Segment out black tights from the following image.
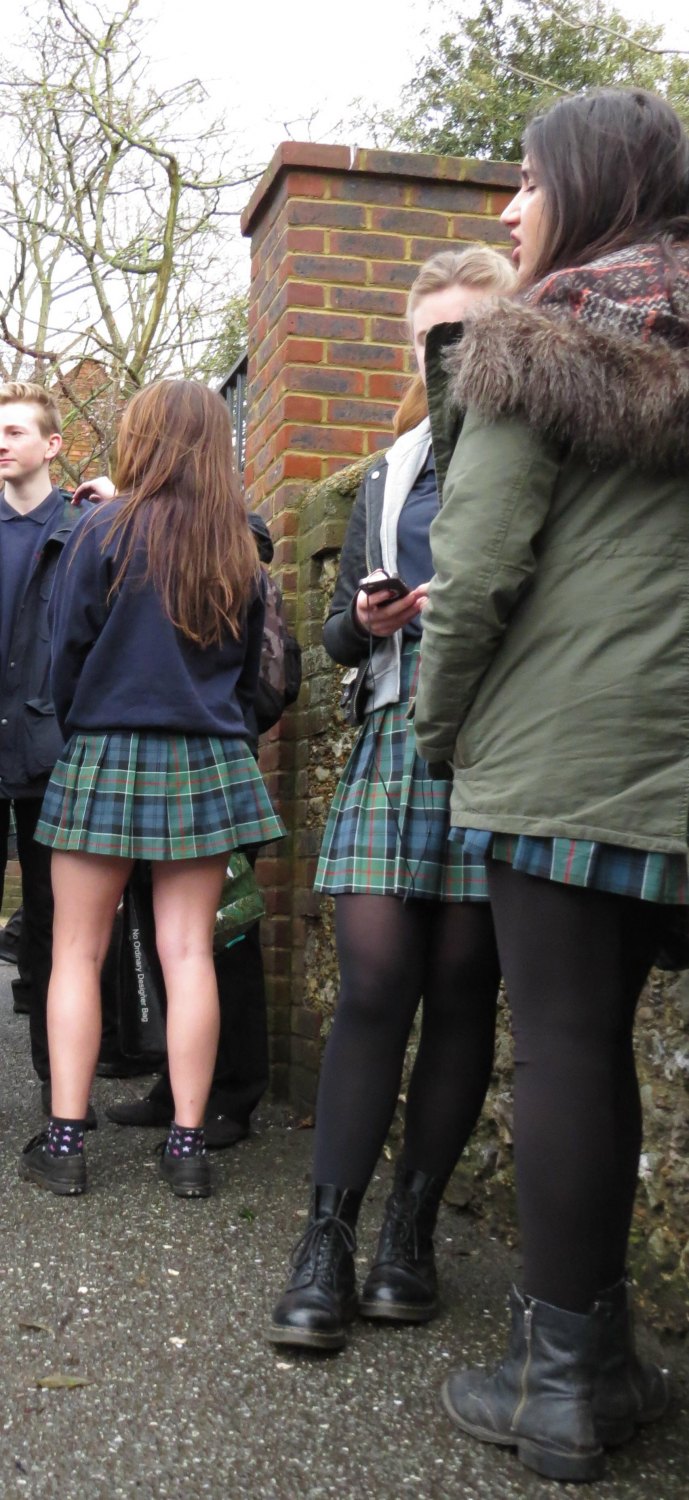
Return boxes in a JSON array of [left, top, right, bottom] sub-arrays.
[[486, 859, 665, 1313], [313, 894, 500, 1192]]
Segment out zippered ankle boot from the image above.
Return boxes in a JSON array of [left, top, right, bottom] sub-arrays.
[[593, 1275, 669, 1446], [360, 1162, 445, 1322], [442, 1286, 605, 1483], [268, 1185, 362, 1351]]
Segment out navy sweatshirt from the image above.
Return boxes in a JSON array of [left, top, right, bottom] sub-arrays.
[[396, 449, 439, 640], [49, 501, 265, 742]]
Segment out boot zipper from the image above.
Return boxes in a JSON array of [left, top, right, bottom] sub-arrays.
[[511, 1304, 533, 1431]]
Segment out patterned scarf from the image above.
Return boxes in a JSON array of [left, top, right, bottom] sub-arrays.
[[524, 240, 689, 349]]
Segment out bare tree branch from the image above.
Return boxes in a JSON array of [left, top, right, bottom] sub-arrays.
[[548, 5, 689, 58], [473, 39, 571, 95], [0, 0, 256, 477]]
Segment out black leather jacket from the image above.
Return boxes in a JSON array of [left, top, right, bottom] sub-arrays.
[[0, 492, 90, 797], [322, 461, 387, 667]]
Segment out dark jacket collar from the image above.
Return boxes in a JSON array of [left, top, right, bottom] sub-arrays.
[[45, 494, 93, 548], [425, 320, 466, 494], [0, 484, 63, 525]]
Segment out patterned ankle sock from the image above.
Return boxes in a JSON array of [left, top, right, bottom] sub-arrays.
[[47, 1117, 85, 1157], [165, 1122, 206, 1158]]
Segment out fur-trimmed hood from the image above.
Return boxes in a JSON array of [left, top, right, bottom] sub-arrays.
[[444, 242, 689, 474]]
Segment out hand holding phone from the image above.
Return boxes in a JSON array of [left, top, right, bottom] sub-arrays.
[[358, 569, 410, 602], [355, 573, 428, 639]]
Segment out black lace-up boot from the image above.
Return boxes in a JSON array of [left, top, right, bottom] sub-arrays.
[[593, 1275, 669, 1446], [442, 1286, 605, 1483], [268, 1185, 362, 1351], [360, 1162, 445, 1323]]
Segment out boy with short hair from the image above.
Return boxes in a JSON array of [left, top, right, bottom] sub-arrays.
[[0, 382, 91, 1113]]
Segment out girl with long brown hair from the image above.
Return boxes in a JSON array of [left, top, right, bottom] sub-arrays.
[[20, 379, 283, 1199], [416, 88, 686, 1480]]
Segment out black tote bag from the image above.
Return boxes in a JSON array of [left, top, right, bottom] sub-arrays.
[[118, 867, 167, 1060]]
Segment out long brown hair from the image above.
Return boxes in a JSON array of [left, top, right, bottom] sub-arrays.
[[102, 380, 258, 646], [523, 88, 689, 285], [394, 247, 517, 437]]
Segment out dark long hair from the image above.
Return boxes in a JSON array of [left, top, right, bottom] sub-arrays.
[[524, 88, 689, 284], [102, 380, 258, 647]]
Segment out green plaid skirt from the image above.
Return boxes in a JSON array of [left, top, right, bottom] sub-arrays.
[[315, 641, 488, 901], [454, 828, 689, 905], [36, 732, 285, 860]]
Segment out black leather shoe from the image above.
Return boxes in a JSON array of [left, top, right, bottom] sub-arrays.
[[360, 1162, 444, 1323], [106, 1096, 172, 1127], [204, 1114, 249, 1150], [41, 1084, 97, 1131], [0, 925, 21, 964], [96, 1054, 161, 1078], [11, 976, 32, 1014], [593, 1276, 669, 1446], [158, 1145, 211, 1199], [442, 1286, 605, 1483], [268, 1185, 362, 1351], [19, 1130, 87, 1196]]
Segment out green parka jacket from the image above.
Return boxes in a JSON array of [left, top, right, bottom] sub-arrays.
[[414, 249, 689, 855]]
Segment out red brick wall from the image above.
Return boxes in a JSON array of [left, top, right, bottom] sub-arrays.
[[242, 144, 516, 519], [241, 143, 518, 1103], [52, 358, 118, 480]]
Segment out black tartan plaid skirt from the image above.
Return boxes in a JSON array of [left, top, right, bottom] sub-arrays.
[[315, 640, 488, 901], [36, 731, 285, 860]]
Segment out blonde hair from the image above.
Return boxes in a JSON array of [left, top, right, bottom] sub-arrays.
[[0, 381, 62, 438], [394, 247, 516, 438]]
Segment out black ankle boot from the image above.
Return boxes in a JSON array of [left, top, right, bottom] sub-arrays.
[[442, 1286, 605, 1483], [359, 1162, 445, 1323], [593, 1275, 669, 1446], [268, 1185, 362, 1351]]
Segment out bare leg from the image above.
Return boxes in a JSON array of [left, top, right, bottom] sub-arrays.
[[151, 855, 227, 1129], [49, 852, 133, 1119]]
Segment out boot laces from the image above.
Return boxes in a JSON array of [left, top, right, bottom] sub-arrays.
[[385, 1192, 420, 1260], [290, 1214, 357, 1273]]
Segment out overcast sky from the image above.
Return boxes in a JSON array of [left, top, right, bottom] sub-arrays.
[[137, 0, 689, 158], [5, 0, 689, 321], [138, 0, 432, 165], [9, 1, 689, 182], [128, 0, 689, 270]]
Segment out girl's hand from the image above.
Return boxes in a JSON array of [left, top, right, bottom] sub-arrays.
[[355, 582, 429, 639], [71, 475, 116, 504]]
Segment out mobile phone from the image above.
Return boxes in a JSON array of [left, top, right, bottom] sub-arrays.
[[358, 569, 411, 601]]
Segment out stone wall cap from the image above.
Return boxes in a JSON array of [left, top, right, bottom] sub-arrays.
[[302, 454, 384, 509], [241, 140, 519, 236]]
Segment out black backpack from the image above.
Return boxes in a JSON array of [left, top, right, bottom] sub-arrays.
[[253, 572, 302, 734]]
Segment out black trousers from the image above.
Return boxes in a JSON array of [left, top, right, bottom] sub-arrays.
[[0, 798, 53, 1080], [11, 907, 35, 1012]]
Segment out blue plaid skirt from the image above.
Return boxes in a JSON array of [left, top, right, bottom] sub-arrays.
[[315, 641, 488, 901], [453, 828, 689, 905], [36, 731, 285, 860]]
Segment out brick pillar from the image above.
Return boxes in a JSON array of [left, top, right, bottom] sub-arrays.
[[240, 143, 518, 1104]]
